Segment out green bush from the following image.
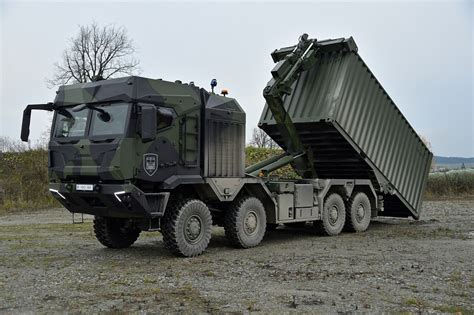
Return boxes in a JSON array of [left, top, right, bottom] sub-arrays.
[[245, 146, 299, 179], [0, 150, 58, 213], [425, 170, 474, 199]]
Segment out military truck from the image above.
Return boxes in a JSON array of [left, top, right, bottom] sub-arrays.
[[21, 34, 432, 257]]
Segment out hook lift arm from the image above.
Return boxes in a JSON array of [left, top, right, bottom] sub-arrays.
[[262, 33, 321, 178]]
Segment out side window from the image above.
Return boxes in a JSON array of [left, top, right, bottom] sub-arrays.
[[157, 107, 174, 130]]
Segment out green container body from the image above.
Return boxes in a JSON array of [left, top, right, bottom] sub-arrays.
[[259, 43, 432, 218]]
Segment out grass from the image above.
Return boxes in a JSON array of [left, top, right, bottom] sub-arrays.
[[1, 222, 92, 233], [428, 227, 464, 239], [202, 270, 215, 277], [382, 225, 465, 240], [404, 297, 425, 307], [149, 287, 161, 295], [247, 300, 261, 312], [0, 234, 39, 241], [449, 271, 463, 282], [143, 276, 157, 284], [1, 222, 94, 262], [139, 231, 161, 238], [1, 249, 72, 268], [403, 297, 472, 314], [432, 305, 472, 314]]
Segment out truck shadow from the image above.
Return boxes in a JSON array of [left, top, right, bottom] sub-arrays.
[[90, 219, 420, 259], [90, 227, 323, 259]]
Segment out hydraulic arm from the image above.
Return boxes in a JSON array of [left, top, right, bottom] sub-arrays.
[[261, 33, 321, 178]]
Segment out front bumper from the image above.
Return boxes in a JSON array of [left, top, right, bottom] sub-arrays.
[[49, 183, 170, 219]]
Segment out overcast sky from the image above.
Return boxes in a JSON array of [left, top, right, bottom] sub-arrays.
[[1, 0, 473, 157]]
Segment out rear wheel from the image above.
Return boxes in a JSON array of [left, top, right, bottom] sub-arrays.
[[345, 192, 371, 232], [314, 193, 346, 236], [224, 196, 266, 248], [161, 199, 212, 257], [93, 216, 140, 249]]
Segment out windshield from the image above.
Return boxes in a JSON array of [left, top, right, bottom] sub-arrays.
[[53, 108, 89, 138], [52, 103, 130, 139], [90, 103, 129, 136]]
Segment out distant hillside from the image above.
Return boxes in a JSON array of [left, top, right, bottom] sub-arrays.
[[434, 156, 474, 169], [434, 156, 474, 165]]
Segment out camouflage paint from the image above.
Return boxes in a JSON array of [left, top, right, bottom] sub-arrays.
[[49, 77, 204, 185]]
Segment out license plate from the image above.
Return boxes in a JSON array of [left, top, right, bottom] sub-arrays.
[[76, 184, 94, 191]]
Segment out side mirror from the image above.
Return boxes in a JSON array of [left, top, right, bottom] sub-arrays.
[[21, 103, 54, 142], [140, 105, 157, 143], [21, 108, 33, 142]]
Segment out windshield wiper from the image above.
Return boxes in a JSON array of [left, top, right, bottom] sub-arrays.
[[72, 104, 111, 122], [57, 108, 73, 119]]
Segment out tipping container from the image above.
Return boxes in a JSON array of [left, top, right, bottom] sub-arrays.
[[259, 38, 432, 218]]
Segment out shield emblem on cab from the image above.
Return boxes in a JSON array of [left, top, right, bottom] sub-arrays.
[[143, 153, 158, 176]]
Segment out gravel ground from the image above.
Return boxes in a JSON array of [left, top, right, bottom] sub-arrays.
[[0, 200, 473, 314]]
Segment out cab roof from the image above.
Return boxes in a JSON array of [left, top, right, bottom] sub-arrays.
[[53, 76, 205, 115]]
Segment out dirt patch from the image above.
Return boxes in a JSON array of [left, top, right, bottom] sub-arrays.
[[0, 200, 472, 313]]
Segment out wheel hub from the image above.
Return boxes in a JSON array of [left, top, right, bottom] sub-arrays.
[[244, 211, 258, 236], [356, 204, 365, 221], [185, 215, 202, 244], [329, 205, 339, 224]]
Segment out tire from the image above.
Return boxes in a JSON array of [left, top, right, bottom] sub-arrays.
[[314, 193, 346, 236], [345, 192, 371, 232], [224, 196, 266, 248], [161, 199, 212, 257], [93, 216, 140, 249]]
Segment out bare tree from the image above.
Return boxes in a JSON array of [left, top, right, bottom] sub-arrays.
[[419, 134, 432, 151], [36, 114, 53, 150], [0, 136, 30, 152], [250, 128, 278, 149], [48, 22, 139, 87], [0, 115, 52, 152], [419, 134, 436, 170]]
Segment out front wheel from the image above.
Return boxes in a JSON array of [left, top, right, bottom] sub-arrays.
[[314, 193, 346, 236], [93, 216, 140, 249], [224, 196, 266, 248], [161, 199, 212, 257]]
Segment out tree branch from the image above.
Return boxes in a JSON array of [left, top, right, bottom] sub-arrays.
[[47, 22, 140, 87]]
